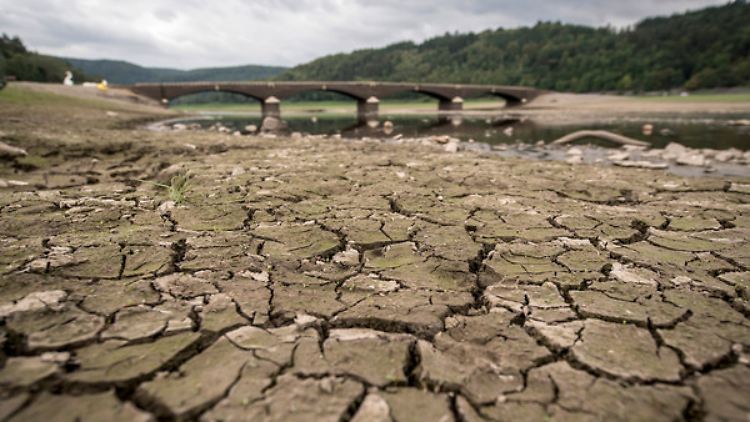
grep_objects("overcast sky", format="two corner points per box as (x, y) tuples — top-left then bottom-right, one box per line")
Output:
(0, 0), (730, 69)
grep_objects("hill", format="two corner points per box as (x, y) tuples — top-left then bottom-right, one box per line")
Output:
(1, 34), (89, 86)
(63, 58), (287, 84)
(278, 1), (750, 92)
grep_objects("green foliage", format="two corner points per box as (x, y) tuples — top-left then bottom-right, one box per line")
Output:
(277, 1), (750, 92)
(142, 173), (192, 205)
(166, 173), (191, 204)
(1, 33), (89, 83)
(64, 58), (287, 84)
(65, 58), (287, 104)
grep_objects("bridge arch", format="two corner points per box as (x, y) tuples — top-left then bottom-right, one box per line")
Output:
(129, 81), (544, 119)
(486, 91), (525, 107)
(165, 87), (266, 104)
(409, 88), (453, 102)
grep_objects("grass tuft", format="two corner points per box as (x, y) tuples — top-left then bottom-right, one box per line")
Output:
(139, 172), (192, 205)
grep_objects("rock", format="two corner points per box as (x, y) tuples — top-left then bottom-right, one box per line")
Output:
(332, 247), (360, 267)
(342, 274), (399, 293)
(0, 290), (68, 318)
(351, 393), (392, 422)
(675, 153), (707, 166)
(157, 200), (175, 213)
(659, 128), (674, 136)
(642, 123), (654, 136)
(613, 160), (668, 169)
(661, 142), (689, 160)
(260, 117), (286, 132)
(0, 140), (27, 159)
(244, 124), (258, 132)
(607, 151), (630, 161)
(609, 262), (657, 286)
(714, 148), (741, 162)
(729, 183), (750, 194)
(444, 141), (459, 153)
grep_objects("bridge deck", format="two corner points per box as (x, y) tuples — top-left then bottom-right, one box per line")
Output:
(126, 81), (546, 120)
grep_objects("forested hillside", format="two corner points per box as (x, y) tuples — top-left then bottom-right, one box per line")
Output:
(64, 58), (287, 84)
(0, 34), (88, 86)
(4, 1), (749, 93)
(279, 1), (750, 92)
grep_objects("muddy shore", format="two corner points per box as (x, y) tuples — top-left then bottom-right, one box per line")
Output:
(1, 83), (749, 421)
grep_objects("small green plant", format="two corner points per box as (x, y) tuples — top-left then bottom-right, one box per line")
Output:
(139, 173), (191, 204)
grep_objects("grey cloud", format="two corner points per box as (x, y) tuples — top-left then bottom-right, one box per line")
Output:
(0, 0), (728, 68)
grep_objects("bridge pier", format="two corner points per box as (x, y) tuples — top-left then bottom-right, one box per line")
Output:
(262, 96), (281, 119)
(357, 96), (379, 122)
(438, 96), (464, 112)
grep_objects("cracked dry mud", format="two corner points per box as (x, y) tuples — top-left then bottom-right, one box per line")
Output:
(1, 98), (750, 421)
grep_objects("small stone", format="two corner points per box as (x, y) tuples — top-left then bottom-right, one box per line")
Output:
(613, 160), (668, 169)
(675, 153), (707, 166)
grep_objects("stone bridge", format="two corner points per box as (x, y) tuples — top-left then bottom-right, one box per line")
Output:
(127, 81), (545, 120)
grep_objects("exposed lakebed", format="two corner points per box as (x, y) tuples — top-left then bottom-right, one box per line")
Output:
(158, 111), (750, 178)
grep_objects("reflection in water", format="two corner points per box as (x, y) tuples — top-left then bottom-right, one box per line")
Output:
(176, 113), (750, 151)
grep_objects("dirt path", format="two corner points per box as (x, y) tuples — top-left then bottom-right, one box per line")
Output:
(0, 84), (749, 421)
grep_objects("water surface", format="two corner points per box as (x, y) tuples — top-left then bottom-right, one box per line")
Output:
(175, 112), (750, 151)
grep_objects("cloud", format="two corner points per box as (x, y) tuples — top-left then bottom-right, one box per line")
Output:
(0, 0), (729, 68)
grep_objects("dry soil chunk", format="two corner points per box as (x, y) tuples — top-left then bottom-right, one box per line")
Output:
(9, 391), (153, 422)
(294, 329), (414, 386)
(380, 388), (453, 422)
(199, 358), (279, 421)
(333, 290), (473, 337)
(0, 356), (60, 388)
(136, 337), (252, 419)
(65, 332), (201, 385)
(571, 320), (682, 382)
(696, 365), (750, 422)
(254, 223), (340, 259)
(232, 374), (363, 422)
(6, 305), (104, 351)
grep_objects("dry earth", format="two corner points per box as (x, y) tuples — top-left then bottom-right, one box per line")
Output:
(0, 84), (749, 421)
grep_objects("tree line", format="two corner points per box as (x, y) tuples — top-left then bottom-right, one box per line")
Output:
(278, 1), (750, 93)
(3, 1), (749, 95)
(0, 34), (89, 87)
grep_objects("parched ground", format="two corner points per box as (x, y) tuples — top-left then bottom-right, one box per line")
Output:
(1, 85), (750, 421)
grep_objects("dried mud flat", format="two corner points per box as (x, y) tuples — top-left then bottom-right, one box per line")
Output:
(1, 87), (750, 421)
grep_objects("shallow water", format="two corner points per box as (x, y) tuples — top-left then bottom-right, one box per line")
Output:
(174, 112), (750, 151)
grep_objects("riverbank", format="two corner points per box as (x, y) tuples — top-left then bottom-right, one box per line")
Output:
(1, 83), (749, 421)
(171, 91), (750, 118)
